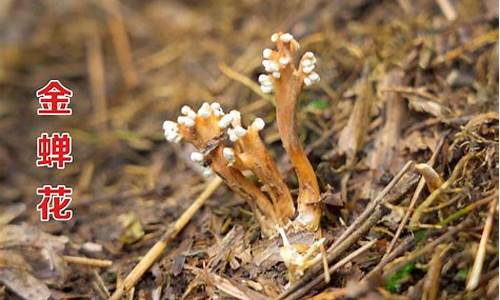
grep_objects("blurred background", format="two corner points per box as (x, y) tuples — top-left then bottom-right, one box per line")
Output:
(0, 0), (498, 299)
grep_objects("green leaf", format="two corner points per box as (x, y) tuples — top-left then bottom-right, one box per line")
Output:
(307, 99), (329, 110)
(118, 212), (145, 244)
(413, 229), (427, 245)
(455, 268), (468, 281)
(386, 263), (415, 293)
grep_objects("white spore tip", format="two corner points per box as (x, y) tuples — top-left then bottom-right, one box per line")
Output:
(177, 116), (195, 128)
(223, 147), (235, 163)
(263, 60), (279, 72)
(163, 120), (178, 132)
(228, 128), (238, 142)
(228, 126), (247, 142)
(251, 118), (265, 131)
(218, 114), (233, 129)
(308, 72), (320, 82)
(210, 102), (224, 117)
(304, 51), (315, 59)
(163, 120), (181, 143)
(261, 85), (273, 93)
(263, 48), (273, 59)
(234, 126), (247, 138)
(301, 59), (313, 67)
(198, 102), (211, 118)
(271, 33), (279, 42)
(165, 132), (181, 143)
(259, 73), (274, 93)
(279, 56), (290, 66)
(181, 105), (197, 120)
(280, 33), (293, 42)
(229, 110), (241, 127)
(202, 167), (213, 177)
(190, 151), (204, 163)
(258, 74), (270, 83)
(302, 64), (315, 74)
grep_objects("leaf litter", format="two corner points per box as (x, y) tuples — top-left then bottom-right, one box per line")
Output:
(0, 0), (498, 299)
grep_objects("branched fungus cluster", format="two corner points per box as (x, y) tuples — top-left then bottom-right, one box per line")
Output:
(163, 102), (294, 237)
(258, 32), (321, 231)
(163, 33), (323, 278)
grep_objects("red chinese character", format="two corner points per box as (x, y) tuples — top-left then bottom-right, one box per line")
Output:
(36, 185), (73, 221)
(36, 80), (73, 115)
(36, 132), (73, 169)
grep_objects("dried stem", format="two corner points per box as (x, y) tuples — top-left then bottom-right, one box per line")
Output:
(284, 240), (378, 300)
(410, 152), (475, 227)
(383, 217), (472, 278)
(365, 236), (415, 280)
(422, 245), (447, 300)
(108, 177), (222, 300)
(63, 255), (113, 268)
(329, 161), (413, 252)
(415, 163), (445, 193)
(436, 0), (458, 21)
(466, 198), (498, 290)
(103, 0), (138, 89)
(386, 135), (445, 253)
(85, 22), (108, 131)
(439, 192), (497, 226)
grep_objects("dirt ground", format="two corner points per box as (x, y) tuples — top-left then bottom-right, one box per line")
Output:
(0, 0), (498, 299)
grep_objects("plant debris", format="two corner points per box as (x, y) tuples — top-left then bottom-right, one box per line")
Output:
(0, 0), (498, 299)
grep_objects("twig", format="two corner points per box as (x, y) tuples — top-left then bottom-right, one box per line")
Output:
(108, 177), (223, 300)
(86, 22), (108, 131)
(278, 208), (383, 300)
(330, 161), (413, 251)
(103, 0), (139, 89)
(336, 77), (374, 165)
(423, 194), (460, 212)
(319, 229), (330, 283)
(369, 70), (405, 179)
(305, 125), (337, 155)
(63, 256), (113, 268)
(379, 86), (442, 104)
(383, 217), (472, 278)
(439, 192), (497, 226)
(432, 30), (499, 66)
(93, 281), (109, 300)
(397, 0), (413, 14)
(284, 239), (378, 300)
(387, 179), (426, 251)
(466, 198), (498, 290)
(422, 245), (447, 300)
(436, 0), (457, 21)
(93, 269), (111, 298)
(218, 63), (274, 104)
(477, 268), (500, 289)
(308, 288), (346, 300)
(410, 152), (474, 227)
(278, 161), (413, 299)
(364, 236), (414, 280)
(386, 135), (445, 253)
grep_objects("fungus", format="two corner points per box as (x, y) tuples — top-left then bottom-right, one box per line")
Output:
(163, 102), (294, 237)
(162, 33), (324, 281)
(278, 228), (325, 283)
(258, 32), (321, 230)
